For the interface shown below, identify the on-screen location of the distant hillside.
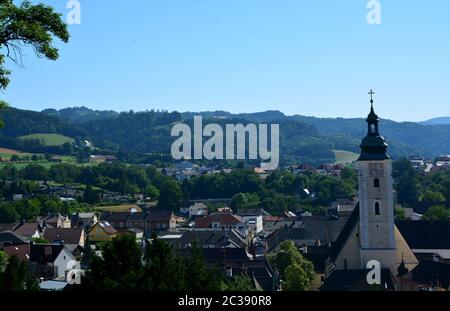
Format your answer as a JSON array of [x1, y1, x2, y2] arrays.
[[291, 115, 450, 157], [42, 106, 119, 123], [2, 107, 450, 165], [0, 107, 86, 138], [421, 117, 450, 125]]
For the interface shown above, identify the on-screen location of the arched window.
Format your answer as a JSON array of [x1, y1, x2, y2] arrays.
[[375, 202, 380, 215], [371, 124, 376, 133], [374, 178, 380, 188]]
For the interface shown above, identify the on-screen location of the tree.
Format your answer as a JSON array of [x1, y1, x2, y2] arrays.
[[222, 274, 258, 291], [158, 179, 182, 211], [0, 255, 39, 291], [0, 251, 7, 272], [230, 193, 248, 210], [423, 205, 450, 221], [420, 191, 446, 209], [145, 184, 160, 200], [81, 234, 144, 290], [0, 0, 70, 91], [393, 159, 419, 207], [83, 185, 99, 204], [142, 235, 185, 291], [23, 164, 48, 181], [185, 244, 223, 291], [0, 204, 19, 222], [284, 263, 311, 291], [269, 240, 315, 291], [395, 207, 407, 220]]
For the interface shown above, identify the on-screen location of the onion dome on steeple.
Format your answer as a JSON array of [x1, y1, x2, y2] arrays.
[[357, 90, 391, 161]]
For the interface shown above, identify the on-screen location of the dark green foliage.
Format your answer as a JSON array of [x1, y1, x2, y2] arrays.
[[0, 255, 39, 291], [184, 244, 223, 291], [222, 274, 259, 291], [158, 178, 182, 211], [0, 0, 69, 91], [81, 234, 223, 291], [32, 237, 49, 244], [423, 205, 450, 221], [143, 235, 186, 291], [42, 107, 119, 124], [82, 234, 144, 290], [268, 240, 315, 291], [393, 158, 419, 208], [0, 194, 83, 222], [83, 185, 99, 204]]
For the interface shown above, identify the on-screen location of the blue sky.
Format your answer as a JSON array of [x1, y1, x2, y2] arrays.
[[2, 0, 450, 121]]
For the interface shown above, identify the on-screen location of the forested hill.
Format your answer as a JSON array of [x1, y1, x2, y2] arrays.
[[291, 115, 450, 157], [0, 106, 448, 165], [0, 107, 87, 138], [42, 106, 119, 124]]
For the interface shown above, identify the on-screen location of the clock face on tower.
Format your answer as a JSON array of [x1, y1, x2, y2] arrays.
[[369, 163, 384, 177]]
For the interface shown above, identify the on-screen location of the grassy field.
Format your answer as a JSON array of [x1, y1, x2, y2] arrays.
[[333, 150, 359, 165], [0, 147, 31, 160], [18, 133, 75, 146]]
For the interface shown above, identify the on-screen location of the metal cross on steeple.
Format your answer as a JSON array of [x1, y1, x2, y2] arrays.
[[368, 89, 375, 109]]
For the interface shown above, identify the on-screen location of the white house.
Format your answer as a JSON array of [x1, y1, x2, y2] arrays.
[[30, 244, 76, 280], [188, 202, 209, 218]]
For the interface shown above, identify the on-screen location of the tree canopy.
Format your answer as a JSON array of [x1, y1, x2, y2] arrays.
[[0, 0, 69, 91]]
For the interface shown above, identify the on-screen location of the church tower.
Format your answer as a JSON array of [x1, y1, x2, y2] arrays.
[[357, 90, 395, 250], [325, 90, 418, 279]]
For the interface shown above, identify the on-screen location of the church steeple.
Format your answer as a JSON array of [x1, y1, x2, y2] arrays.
[[357, 90, 391, 161], [367, 89, 379, 136]]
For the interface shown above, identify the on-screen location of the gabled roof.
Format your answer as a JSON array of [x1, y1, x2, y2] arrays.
[[0, 231, 28, 246], [29, 244, 66, 264], [78, 212, 96, 219], [329, 203, 360, 261], [100, 211, 130, 222], [2, 244, 31, 261], [97, 222, 118, 235], [43, 228, 84, 245], [177, 230, 247, 249], [0, 223, 19, 232], [195, 213, 244, 228], [146, 211, 173, 222], [396, 220, 450, 249], [13, 223, 41, 237]]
